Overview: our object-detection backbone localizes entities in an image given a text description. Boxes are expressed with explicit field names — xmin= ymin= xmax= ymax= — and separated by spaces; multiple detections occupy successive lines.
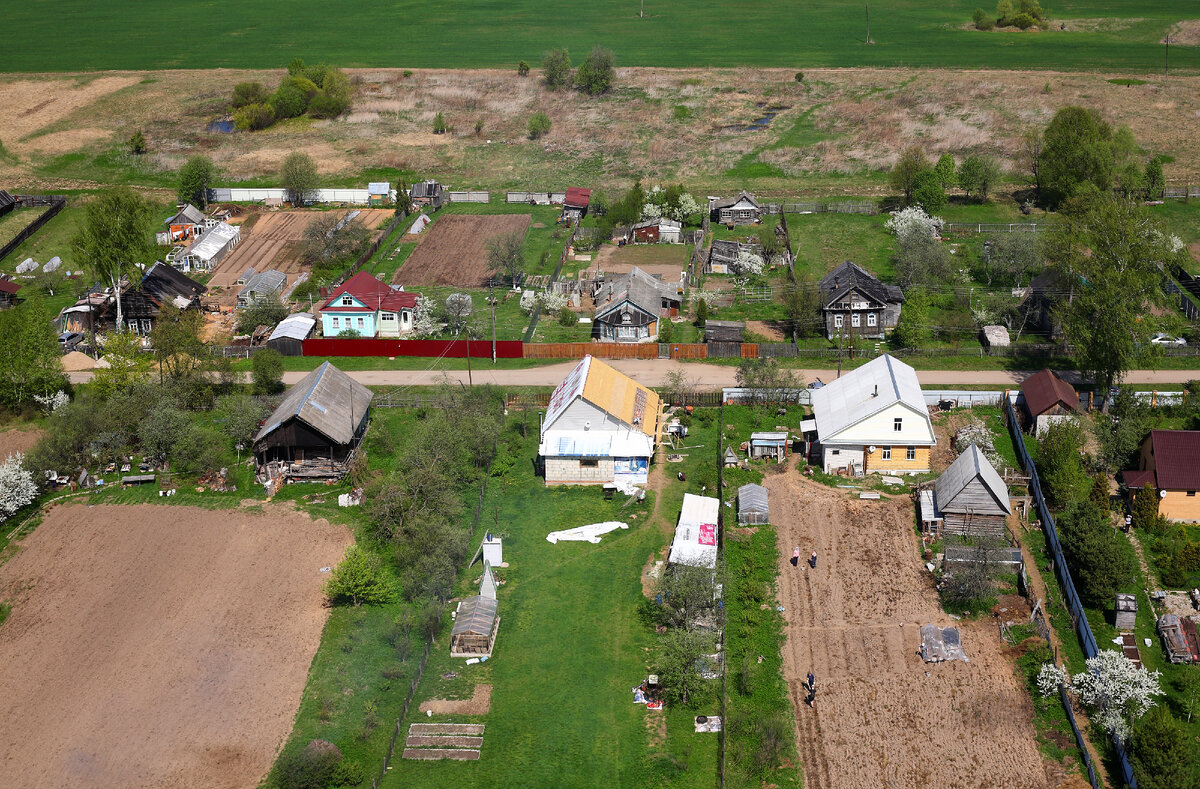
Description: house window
xmin=381 ymin=313 xmax=395 ymax=322
xmin=1188 ymin=491 xmax=1196 ymax=497
xmin=851 ymin=313 xmax=861 ymax=328
xmin=833 ymin=315 xmax=844 ymax=329
xmin=830 ymin=449 xmax=840 ymax=455
xmin=867 ymin=313 xmax=877 ymax=327
xmin=906 ymin=446 xmax=916 ymax=461
xmin=894 ymin=417 xmax=903 ymax=432
xmin=141 ymin=319 xmax=152 ymax=333
xmin=331 ymin=316 xmax=340 ymax=329
xmin=881 ymin=447 xmax=892 ymax=460
xmin=580 ymin=459 xmax=599 ymax=468
xmin=356 ymin=317 xmax=365 ymax=328
xmin=341 ymin=295 xmax=354 ymax=306
xmin=127 ymin=319 xmax=140 ymax=334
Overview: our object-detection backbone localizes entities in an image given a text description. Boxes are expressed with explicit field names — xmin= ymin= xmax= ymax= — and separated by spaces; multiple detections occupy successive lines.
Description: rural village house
xmin=818 ymin=261 xmax=904 ymax=340
xmin=1019 ymin=368 xmax=1078 ymax=433
xmin=629 ymin=217 xmax=682 ymax=244
xmin=253 ymin=361 xmax=373 ymax=483
xmin=929 ymin=443 xmax=1012 ymax=537
xmin=708 ymin=191 xmax=762 ymax=225
xmin=318 ymin=271 xmax=419 ymax=338
xmin=168 ymin=221 xmax=241 ymax=273
xmin=158 ymin=204 xmax=214 ymax=245
xmin=538 ymin=355 xmax=663 ymax=486
xmin=236 ymin=269 xmax=287 ymax=308
xmin=60 ymin=262 xmax=206 ymax=336
xmin=810 ymin=354 xmax=935 ymax=474
xmin=562 ymin=187 xmax=592 ymax=220
xmin=0 ymin=190 xmax=15 ymax=218
xmin=0 ymin=278 xmax=22 ymax=310
xmin=1123 ymin=430 xmax=1200 ymax=523
xmin=592 ymin=267 xmax=682 ymax=343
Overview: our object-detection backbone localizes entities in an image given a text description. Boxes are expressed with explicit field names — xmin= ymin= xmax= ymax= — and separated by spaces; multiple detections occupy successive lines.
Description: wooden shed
xmin=737 ymin=483 xmax=769 ymax=525
xmin=1020 ymin=368 xmax=1078 ymax=424
xmin=267 ymin=313 xmax=317 ymax=356
xmin=253 ymin=362 xmax=373 ymax=482
xmin=1114 ymin=593 xmax=1137 ymax=631
xmin=933 ymin=443 xmax=1011 ymax=537
xmin=450 ymin=596 xmax=499 ymax=657
xmin=749 ymin=432 xmax=789 ymax=461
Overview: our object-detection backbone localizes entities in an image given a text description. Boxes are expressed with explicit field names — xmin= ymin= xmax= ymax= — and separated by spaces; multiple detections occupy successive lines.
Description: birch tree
xmin=70 ymin=188 xmax=155 ymax=333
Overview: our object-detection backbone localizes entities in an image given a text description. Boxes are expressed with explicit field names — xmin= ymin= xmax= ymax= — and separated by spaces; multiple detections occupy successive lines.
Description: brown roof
xmin=1020 ymin=369 xmax=1078 ymax=417
xmin=1146 ymin=430 xmax=1200 ymax=491
xmin=564 ymin=187 xmax=591 ymax=208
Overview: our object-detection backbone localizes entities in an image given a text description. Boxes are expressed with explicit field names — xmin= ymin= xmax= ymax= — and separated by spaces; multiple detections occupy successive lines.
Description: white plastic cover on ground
xmin=546 ymin=521 xmax=629 ymax=544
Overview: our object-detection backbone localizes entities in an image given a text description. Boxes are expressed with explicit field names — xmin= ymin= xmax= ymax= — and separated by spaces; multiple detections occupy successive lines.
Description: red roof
xmin=0 ymin=280 xmax=21 ymax=295
xmin=1120 ymin=469 xmax=1155 ymax=490
xmin=564 ymin=187 xmax=591 ymax=208
xmin=319 ymin=271 xmax=418 ymax=313
xmin=1146 ymin=430 xmax=1200 ymax=491
xmin=1020 ymin=369 xmax=1078 ymax=418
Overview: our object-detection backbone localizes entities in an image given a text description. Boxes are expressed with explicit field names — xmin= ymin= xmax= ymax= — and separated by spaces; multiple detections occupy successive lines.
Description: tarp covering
xmin=546 ymin=521 xmax=629 ymax=544
xmin=920 ymin=624 xmax=968 ymax=663
xmin=670 ymin=494 xmax=719 ymax=568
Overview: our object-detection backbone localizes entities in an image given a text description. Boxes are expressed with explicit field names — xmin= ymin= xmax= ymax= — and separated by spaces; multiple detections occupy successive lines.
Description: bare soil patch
xmin=1165 ymin=20 xmax=1200 ymax=46
xmin=397 ymin=214 xmax=530 ymax=287
xmin=0 ymin=76 xmax=137 ymax=153
xmin=0 ymin=428 xmax=43 ymax=458
xmin=745 ymin=319 xmax=787 ymax=341
xmin=0 ymin=502 xmax=351 ymax=789
xmin=765 ymin=473 xmax=1050 ymax=789
xmin=60 ymin=350 xmax=97 ymax=371
xmin=204 ymin=208 xmax=393 ymax=306
xmin=419 ymin=684 xmax=493 ymax=715
xmin=588 ymin=243 xmax=690 ymax=281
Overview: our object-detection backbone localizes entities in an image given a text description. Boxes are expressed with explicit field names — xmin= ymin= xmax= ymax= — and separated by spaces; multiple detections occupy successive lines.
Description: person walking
xmin=808 ymin=550 xmax=818 ymax=569
xmin=806 ymin=671 xmax=815 ymax=693
xmin=791 ymin=546 xmax=800 ymax=567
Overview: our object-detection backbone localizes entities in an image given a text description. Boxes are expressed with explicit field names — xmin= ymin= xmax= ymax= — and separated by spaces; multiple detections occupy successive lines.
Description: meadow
xmin=0 ymin=0 xmax=1197 ymax=72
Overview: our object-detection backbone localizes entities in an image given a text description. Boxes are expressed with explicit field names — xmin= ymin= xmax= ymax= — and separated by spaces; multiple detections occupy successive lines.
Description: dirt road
xmin=765 ymin=474 xmax=1050 ymax=789
xmin=0 ymin=502 xmax=351 ymax=789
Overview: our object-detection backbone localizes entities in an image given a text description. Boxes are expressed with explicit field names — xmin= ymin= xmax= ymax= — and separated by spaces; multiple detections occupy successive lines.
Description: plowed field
xmin=395 ymin=214 xmax=530 ymax=287
xmin=207 ymin=209 xmax=393 ymax=306
xmin=765 ymin=474 xmax=1053 ymax=789
xmin=0 ymin=502 xmax=351 ymax=789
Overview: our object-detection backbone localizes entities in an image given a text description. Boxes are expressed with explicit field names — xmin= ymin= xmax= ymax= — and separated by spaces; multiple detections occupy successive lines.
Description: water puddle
xmin=206 ymin=118 xmax=235 ymax=134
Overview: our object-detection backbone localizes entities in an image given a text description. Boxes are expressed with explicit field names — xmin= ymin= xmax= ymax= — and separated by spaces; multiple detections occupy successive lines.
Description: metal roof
xmin=368 ymin=182 xmax=391 ymax=194
xmin=238 ymin=269 xmax=287 ymax=299
xmin=933 ymin=443 xmax=1011 ymax=516
xmin=594 ymin=267 xmax=678 ymax=320
xmin=1020 ymin=369 xmax=1078 ymax=418
xmin=811 ymin=354 xmax=932 ymax=442
xmin=670 ymin=494 xmax=719 ymax=568
xmin=750 ymin=431 xmax=789 ymax=442
xmin=710 ymin=191 xmax=759 ymax=211
xmin=452 ymin=595 xmax=497 ymax=637
xmin=564 ymin=187 xmax=591 ymax=208
xmin=542 ymin=355 xmax=661 ymax=440
xmin=254 ymin=362 xmax=373 ymax=446
xmin=1146 ymin=430 xmax=1200 ymax=490
xmin=165 ymin=204 xmax=206 ymax=226
xmin=319 ymin=271 xmax=418 ymax=313
xmin=268 ymin=313 xmax=317 ymax=342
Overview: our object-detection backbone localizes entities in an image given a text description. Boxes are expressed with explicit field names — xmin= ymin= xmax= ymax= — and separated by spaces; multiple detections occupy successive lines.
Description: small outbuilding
xmin=562 ymin=187 xmax=592 ymax=220
xmin=1115 ymin=593 xmax=1137 ymax=631
xmin=410 ymin=180 xmax=444 ymax=208
xmin=236 ymin=269 xmax=287 ymax=308
xmin=267 ymin=313 xmax=317 ymax=356
xmin=933 ymin=443 xmax=1012 ymax=537
xmin=1020 ymin=368 xmax=1079 ymax=425
xmin=669 ymin=493 xmax=719 ymax=569
xmin=253 ymin=362 xmax=373 ymax=483
xmin=709 ymin=192 xmax=762 ymax=226
xmin=749 ymin=431 xmax=789 ymax=462
xmin=0 ymin=190 xmax=16 ymax=218
xmin=629 ymin=217 xmax=682 ymax=244
xmin=368 ymin=182 xmax=392 ymax=206
xmin=704 ymin=320 xmax=745 ymax=344
xmin=981 ymin=325 xmax=1010 ymax=348
xmin=737 ymin=483 xmax=769 ymax=525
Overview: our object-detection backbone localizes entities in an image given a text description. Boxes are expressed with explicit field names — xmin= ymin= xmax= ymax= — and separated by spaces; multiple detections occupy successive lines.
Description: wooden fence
xmin=523 ymin=220 xmax=578 ymax=341
xmin=761 ymin=201 xmax=878 ymax=215
xmin=505 ymin=191 xmax=564 ymax=205
xmin=523 ymin=342 xmax=658 ymax=359
xmin=943 ymin=222 xmax=1045 ymax=234
xmin=0 ymin=195 xmax=68 ymax=263
xmin=446 ymin=191 xmax=490 ymax=203
xmin=331 ymin=212 xmax=406 ymax=288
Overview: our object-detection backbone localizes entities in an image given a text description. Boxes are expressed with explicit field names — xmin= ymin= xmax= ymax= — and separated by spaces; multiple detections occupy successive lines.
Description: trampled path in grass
xmin=1 ymin=0 xmax=1197 ymax=72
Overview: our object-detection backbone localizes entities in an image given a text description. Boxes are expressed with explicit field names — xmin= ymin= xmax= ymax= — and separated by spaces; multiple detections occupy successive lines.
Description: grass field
xmin=0 ymin=1 xmax=1197 ymax=72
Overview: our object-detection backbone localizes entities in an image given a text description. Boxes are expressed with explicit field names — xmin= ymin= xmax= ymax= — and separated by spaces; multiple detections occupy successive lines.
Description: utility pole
xmin=1165 ymin=34 xmax=1170 ymax=78
xmin=465 ymin=334 xmax=473 ymax=386
xmin=640 ymin=0 xmax=644 ymax=17
xmin=490 ymin=282 xmax=497 ymax=363
xmin=865 ymin=3 xmax=871 ymax=44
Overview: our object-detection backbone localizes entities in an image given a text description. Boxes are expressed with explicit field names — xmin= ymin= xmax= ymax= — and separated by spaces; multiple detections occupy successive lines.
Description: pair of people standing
xmin=791 ymin=547 xmax=818 ymax=569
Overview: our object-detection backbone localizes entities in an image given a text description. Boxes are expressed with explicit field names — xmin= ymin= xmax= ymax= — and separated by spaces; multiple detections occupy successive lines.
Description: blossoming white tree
xmin=0 ymin=453 xmax=38 ymax=520
xmin=32 ymin=390 xmax=69 ymax=415
xmin=1037 ymin=650 xmax=1163 ymax=742
xmin=885 ymin=206 xmax=944 ymax=241
xmin=731 ymin=249 xmax=765 ymax=276
xmin=538 ymin=291 xmax=569 ymax=312
xmin=410 ymin=295 xmax=439 ymax=338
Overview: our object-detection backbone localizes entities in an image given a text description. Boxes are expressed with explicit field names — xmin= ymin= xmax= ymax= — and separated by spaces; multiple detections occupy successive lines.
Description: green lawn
xmin=1 ymin=1 xmax=1197 ymax=71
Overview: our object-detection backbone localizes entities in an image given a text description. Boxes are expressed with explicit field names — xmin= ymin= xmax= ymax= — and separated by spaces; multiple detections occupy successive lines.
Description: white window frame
xmin=851 ymin=313 xmax=861 ymax=328
xmin=906 ymin=446 xmax=916 ymax=461
xmin=867 ymin=313 xmax=877 ymax=327
xmin=381 ymin=312 xmax=395 ymax=322
xmin=331 ymin=316 xmax=340 ymax=329
xmin=833 ymin=314 xmax=844 ymax=329
xmin=356 ymin=316 xmax=365 ymax=328
xmin=141 ymin=319 xmax=152 ymax=333
xmin=341 ymin=295 xmax=354 ymax=306
xmin=894 ymin=417 xmax=903 ymax=432
xmin=882 ymin=447 xmax=892 ymax=460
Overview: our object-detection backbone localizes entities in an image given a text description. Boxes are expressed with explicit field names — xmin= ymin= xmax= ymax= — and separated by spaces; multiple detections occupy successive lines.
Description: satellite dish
xmin=868 ymin=445 xmax=877 ymax=454
xmin=1159 ymin=489 xmax=1168 ymax=499
xmin=584 ymin=421 xmax=591 ymax=430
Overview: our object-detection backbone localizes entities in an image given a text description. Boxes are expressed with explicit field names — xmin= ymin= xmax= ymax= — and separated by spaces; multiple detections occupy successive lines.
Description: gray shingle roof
xmin=819 ymin=261 xmax=902 ymax=308
xmin=594 ymin=267 xmax=678 ymax=320
xmin=166 ymin=204 xmax=207 ymax=226
xmin=254 ymin=362 xmax=373 ymax=446
xmin=934 ymin=443 xmax=1011 ymax=516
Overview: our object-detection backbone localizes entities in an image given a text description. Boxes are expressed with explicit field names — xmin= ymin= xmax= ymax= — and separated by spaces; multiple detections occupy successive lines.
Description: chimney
xmin=873 ymin=384 xmax=878 ymax=397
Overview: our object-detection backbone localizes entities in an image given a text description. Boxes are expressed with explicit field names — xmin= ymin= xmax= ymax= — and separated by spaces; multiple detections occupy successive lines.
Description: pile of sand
xmin=60 ymin=351 xmax=96 ymax=371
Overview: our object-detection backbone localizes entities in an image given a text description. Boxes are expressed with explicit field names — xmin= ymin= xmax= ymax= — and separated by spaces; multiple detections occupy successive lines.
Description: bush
xmin=575 ymin=46 xmax=615 ymax=96
xmin=972 ymin=8 xmax=994 ymax=29
xmin=275 ymin=739 xmax=342 ymax=789
xmin=528 ymin=112 xmax=552 ymax=140
xmin=127 ymin=129 xmax=147 ymax=155
xmin=517 ymin=60 xmax=530 ymax=76
xmin=236 ymin=301 xmax=289 ymax=334
xmin=307 ymin=91 xmax=347 ymax=119
xmin=231 ymin=81 xmax=266 ymax=109
xmin=251 ymin=348 xmax=284 ymax=395
xmin=1011 ymin=12 xmax=1035 ymax=28
xmin=911 ymin=169 xmax=947 ymax=213
xmin=557 ymin=305 xmax=575 ymax=327
xmin=233 ymin=102 xmax=275 ymax=132
xmin=794 ymin=71 xmax=804 ymax=82
xmin=541 ymin=48 xmax=572 ymax=89
xmin=325 ymin=545 xmax=398 ymax=606
xmin=432 ymin=111 xmax=448 ymax=134
xmin=271 ymin=82 xmax=309 ymax=119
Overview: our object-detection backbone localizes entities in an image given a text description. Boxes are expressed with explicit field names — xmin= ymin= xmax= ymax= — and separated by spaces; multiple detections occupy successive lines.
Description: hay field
xmin=0 ymin=502 xmax=351 ymax=789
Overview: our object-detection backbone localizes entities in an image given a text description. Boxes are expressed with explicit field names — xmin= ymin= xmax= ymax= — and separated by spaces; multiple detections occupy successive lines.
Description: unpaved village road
xmin=764 ymin=474 xmax=1055 ymax=789
xmin=65 ymin=362 xmax=1200 ymax=387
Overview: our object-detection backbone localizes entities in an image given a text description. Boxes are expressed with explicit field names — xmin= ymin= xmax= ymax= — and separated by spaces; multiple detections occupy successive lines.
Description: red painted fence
xmin=302 ymin=338 xmax=525 ymax=358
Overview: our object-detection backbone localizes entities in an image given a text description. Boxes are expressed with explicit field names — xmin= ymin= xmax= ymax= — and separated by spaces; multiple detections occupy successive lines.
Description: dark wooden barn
xmin=253 ymin=362 xmax=373 ymax=483
xmin=933 ymin=443 xmax=1012 ymax=537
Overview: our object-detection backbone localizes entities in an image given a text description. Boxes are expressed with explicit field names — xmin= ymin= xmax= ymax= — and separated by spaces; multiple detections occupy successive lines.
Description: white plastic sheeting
xmin=546 ymin=521 xmax=629 ymax=544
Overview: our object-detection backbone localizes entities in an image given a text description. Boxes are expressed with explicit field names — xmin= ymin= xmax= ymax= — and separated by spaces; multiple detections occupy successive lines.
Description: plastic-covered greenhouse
xmin=737 ymin=483 xmax=769 ymax=525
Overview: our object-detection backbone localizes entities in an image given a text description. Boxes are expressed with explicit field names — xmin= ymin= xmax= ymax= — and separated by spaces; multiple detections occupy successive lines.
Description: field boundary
xmin=0 ymin=195 xmax=67 ymax=263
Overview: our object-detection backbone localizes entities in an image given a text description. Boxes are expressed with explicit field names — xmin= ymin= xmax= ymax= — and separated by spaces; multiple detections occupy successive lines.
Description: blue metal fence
xmin=1004 ymin=397 xmax=1138 ymax=788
